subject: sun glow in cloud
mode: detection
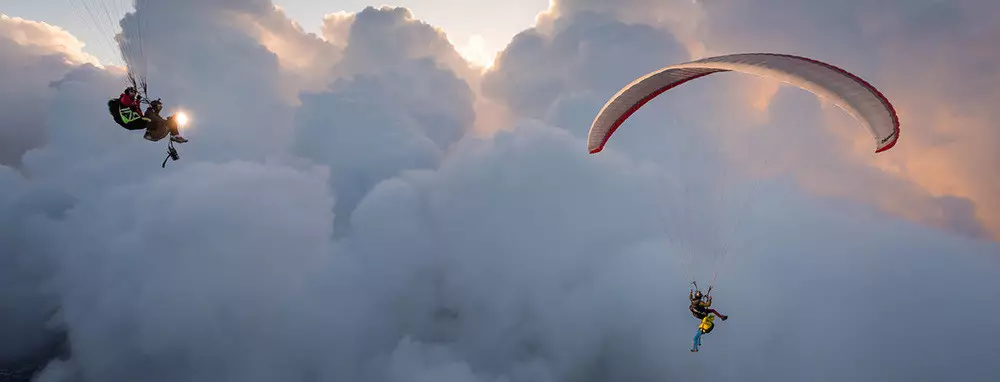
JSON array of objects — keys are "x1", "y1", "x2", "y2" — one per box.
[{"x1": 453, "y1": 34, "x2": 496, "y2": 69}]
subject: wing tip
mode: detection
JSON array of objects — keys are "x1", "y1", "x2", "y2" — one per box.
[
  {"x1": 875, "y1": 139, "x2": 897, "y2": 153},
  {"x1": 875, "y1": 129, "x2": 900, "y2": 153}
]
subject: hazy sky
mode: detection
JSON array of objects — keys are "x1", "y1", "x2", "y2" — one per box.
[
  {"x1": 1, "y1": 1, "x2": 999, "y2": 381},
  {"x1": 3, "y1": 0, "x2": 550, "y2": 67}
]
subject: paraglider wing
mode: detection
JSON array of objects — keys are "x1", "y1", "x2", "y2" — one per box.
[{"x1": 587, "y1": 53, "x2": 900, "y2": 154}]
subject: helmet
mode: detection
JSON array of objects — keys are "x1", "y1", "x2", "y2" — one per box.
[
  {"x1": 125, "y1": 86, "x2": 137, "y2": 94},
  {"x1": 694, "y1": 290, "x2": 703, "y2": 299}
]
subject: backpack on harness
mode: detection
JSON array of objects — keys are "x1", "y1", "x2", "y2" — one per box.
[
  {"x1": 108, "y1": 98, "x2": 147, "y2": 130},
  {"x1": 108, "y1": 99, "x2": 126, "y2": 127}
]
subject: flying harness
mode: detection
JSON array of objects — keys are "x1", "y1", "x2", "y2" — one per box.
[
  {"x1": 689, "y1": 281, "x2": 714, "y2": 319},
  {"x1": 109, "y1": 81, "x2": 149, "y2": 129},
  {"x1": 108, "y1": 98, "x2": 144, "y2": 129}
]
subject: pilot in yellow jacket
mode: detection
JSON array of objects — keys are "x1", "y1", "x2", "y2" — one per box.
[{"x1": 691, "y1": 314, "x2": 715, "y2": 352}]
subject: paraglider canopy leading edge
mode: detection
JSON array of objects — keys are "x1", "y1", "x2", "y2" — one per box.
[{"x1": 586, "y1": 53, "x2": 900, "y2": 155}]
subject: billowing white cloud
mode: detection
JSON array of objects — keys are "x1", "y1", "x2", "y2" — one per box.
[
  {"x1": 0, "y1": 15, "x2": 102, "y2": 168},
  {"x1": 484, "y1": 10, "x2": 688, "y2": 122},
  {"x1": 1, "y1": 1, "x2": 998, "y2": 381},
  {"x1": 289, "y1": 5, "x2": 480, "y2": 235},
  {"x1": 45, "y1": 160, "x2": 335, "y2": 382},
  {"x1": 252, "y1": 5, "x2": 345, "y2": 100}
]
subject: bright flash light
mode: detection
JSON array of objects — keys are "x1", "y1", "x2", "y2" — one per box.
[{"x1": 175, "y1": 112, "x2": 189, "y2": 127}]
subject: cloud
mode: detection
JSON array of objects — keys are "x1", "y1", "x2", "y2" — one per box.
[
  {"x1": 320, "y1": 11, "x2": 355, "y2": 47},
  {"x1": 287, "y1": 5, "x2": 482, "y2": 235},
  {"x1": 686, "y1": 0, "x2": 1000, "y2": 239},
  {"x1": 0, "y1": 15, "x2": 102, "y2": 168},
  {"x1": 452, "y1": 34, "x2": 494, "y2": 69},
  {"x1": 292, "y1": 57, "x2": 475, "y2": 235},
  {"x1": 318, "y1": 5, "x2": 511, "y2": 135},
  {"x1": 477, "y1": 3, "x2": 1000, "y2": 378},
  {"x1": 328, "y1": 6, "x2": 478, "y2": 85},
  {"x1": 45, "y1": 160, "x2": 335, "y2": 382},
  {"x1": 0, "y1": 14, "x2": 99, "y2": 66},
  {"x1": 0, "y1": 19, "x2": 116, "y2": 368},
  {"x1": 501, "y1": 0, "x2": 1000, "y2": 240},
  {"x1": 1, "y1": 1, "x2": 999, "y2": 381},
  {"x1": 0, "y1": 165, "x2": 67, "y2": 365},
  {"x1": 535, "y1": 0, "x2": 708, "y2": 56},
  {"x1": 695, "y1": 79, "x2": 991, "y2": 239},
  {"x1": 250, "y1": 5, "x2": 345, "y2": 100},
  {"x1": 483, "y1": 10, "x2": 688, "y2": 123}
]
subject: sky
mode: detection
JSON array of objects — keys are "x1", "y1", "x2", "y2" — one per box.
[
  {"x1": 1, "y1": 0, "x2": 1000, "y2": 381},
  {"x1": 3, "y1": 0, "x2": 550, "y2": 68}
]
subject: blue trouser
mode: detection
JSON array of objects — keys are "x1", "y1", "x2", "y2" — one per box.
[{"x1": 692, "y1": 329, "x2": 704, "y2": 350}]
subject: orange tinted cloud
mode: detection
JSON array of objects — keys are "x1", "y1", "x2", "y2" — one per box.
[
  {"x1": 0, "y1": 14, "x2": 99, "y2": 66},
  {"x1": 684, "y1": 0, "x2": 1000, "y2": 240},
  {"x1": 0, "y1": 14, "x2": 104, "y2": 166}
]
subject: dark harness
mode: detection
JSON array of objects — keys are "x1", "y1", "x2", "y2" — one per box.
[
  {"x1": 690, "y1": 303, "x2": 709, "y2": 319},
  {"x1": 108, "y1": 99, "x2": 146, "y2": 130}
]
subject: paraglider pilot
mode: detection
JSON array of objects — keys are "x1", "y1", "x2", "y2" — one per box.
[
  {"x1": 143, "y1": 99, "x2": 188, "y2": 143},
  {"x1": 115, "y1": 86, "x2": 149, "y2": 130},
  {"x1": 691, "y1": 314, "x2": 715, "y2": 352},
  {"x1": 689, "y1": 289, "x2": 728, "y2": 321}
]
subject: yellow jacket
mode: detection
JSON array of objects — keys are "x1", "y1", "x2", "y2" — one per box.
[{"x1": 698, "y1": 315, "x2": 715, "y2": 332}]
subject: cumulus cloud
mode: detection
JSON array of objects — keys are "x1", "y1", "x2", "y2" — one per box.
[
  {"x1": 0, "y1": 18, "x2": 107, "y2": 370},
  {"x1": 1, "y1": 1, "x2": 999, "y2": 382},
  {"x1": 534, "y1": 0, "x2": 707, "y2": 54},
  {"x1": 0, "y1": 165, "x2": 66, "y2": 366},
  {"x1": 46, "y1": 160, "x2": 335, "y2": 382},
  {"x1": 0, "y1": 15, "x2": 101, "y2": 168},
  {"x1": 333, "y1": 6, "x2": 467, "y2": 76},
  {"x1": 684, "y1": 0, "x2": 1000, "y2": 239},
  {"x1": 483, "y1": 10, "x2": 687, "y2": 129},
  {"x1": 250, "y1": 5, "x2": 344, "y2": 100},
  {"x1": 289, "y1": 5, "x2": 483, "y2": 234}
]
